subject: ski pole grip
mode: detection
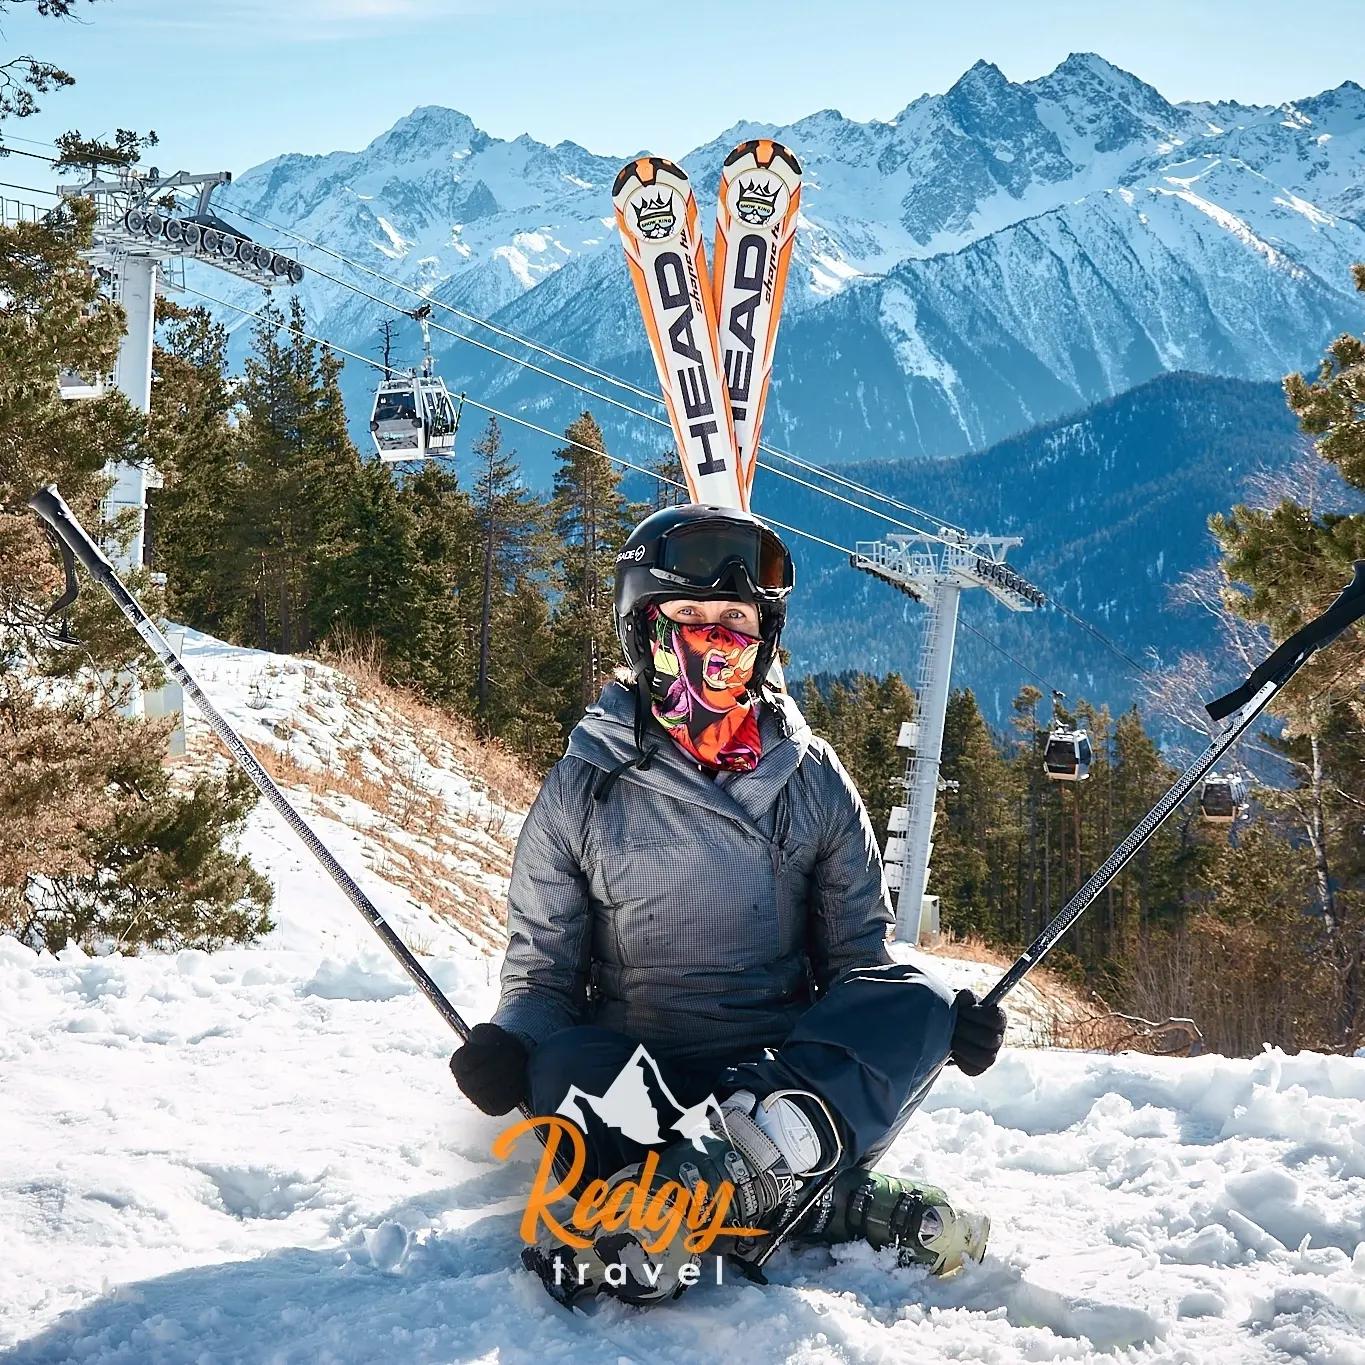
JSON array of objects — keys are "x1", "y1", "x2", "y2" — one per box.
[
  {"x1": 29, "y1": 485, "x2": 117, "y2": 582},
  {"x1": 1206, "y1": 561, "x2": 1365, "y2": 722}
]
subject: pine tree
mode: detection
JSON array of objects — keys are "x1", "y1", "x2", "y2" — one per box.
[
  {"x1": 468, "y1": 418, "x2": 556, "y2": 741},
  {"x1": 549, "y1": 412, "x2": 633, "y2": 730},
  {"x1": 149, "y1": 298, "x2": 247, "y2": 633},
  {"x1": 234, "y1": 298, "x2": 361, "y2": 653},
  {"x1": 0, "y1": 19, "x2": 270, "y2": 953},
  {"x1": 1209, "y1": 266, "x2": 1365, "y2": 1045},
  {"x1": 933, "y1": 689, "x2": 1012, "y2": 938},
  {"x1": 797, "y1": 672, "x2": 915, "y2": 847},
  {"x1": 314, "y1": 459, "x2": 425, "y2": 665},
  {"x1": 1007, "y1": 685, "x2": 1046, "y2": 941},
  {"x1": 398, "y1": 460, "x2": 479, "y2": 704}
]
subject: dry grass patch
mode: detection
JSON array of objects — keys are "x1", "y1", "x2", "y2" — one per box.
[
  {"x1": 197, "y1": 739, "x2": 514, "y2": 954},
  {"x1": 317, "y1": 638, "x2": 541, "y2": 814},
  {"x1": 365, "y1": 826, "x2": 507, "y2": 951}
]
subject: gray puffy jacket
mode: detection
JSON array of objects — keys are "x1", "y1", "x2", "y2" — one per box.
[{"x1": 490, "y1": 681, "x2": 895, "y2": 1063}]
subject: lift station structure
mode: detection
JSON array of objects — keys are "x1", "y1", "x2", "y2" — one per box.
[
  {"x1": 54, "y1": 163, "x2": 304, "y2": 571},
  {"x1": 851, "y1": 530, "x2": 1044, "y2": 943}
]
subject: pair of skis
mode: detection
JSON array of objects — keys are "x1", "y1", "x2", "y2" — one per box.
[{"x1": 612, "y1": 141, "x2": 802, "y2": 510}]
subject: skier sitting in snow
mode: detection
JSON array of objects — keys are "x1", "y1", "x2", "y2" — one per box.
[{"x1": 450, "y1": 504, "x2": 1007, "y2": 1305}]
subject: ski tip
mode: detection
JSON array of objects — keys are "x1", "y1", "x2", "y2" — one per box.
[
  {"x1": 612, "y1": 154, "x2": 689, "y2": 197},
  {"x1": 723, "y1": 138, "x2": 802, "y2": 176}
]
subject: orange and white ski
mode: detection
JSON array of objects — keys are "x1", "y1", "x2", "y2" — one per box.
[
  {"x1": 612, "y1": 156, "x2": 743, "y2": 509},
  {"x1": 711, "y1": 140, "x2": 802, "y2": 500}
]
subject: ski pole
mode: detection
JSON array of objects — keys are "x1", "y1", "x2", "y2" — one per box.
[
  {"x1": 749, "y1": 558, "x2": 1365, "y2": 1274},
  {"x1": 28, "y1": 484, "x2": 476, "y2": 1044}
]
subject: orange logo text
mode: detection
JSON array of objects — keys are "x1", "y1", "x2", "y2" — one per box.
[{"x1": 492, "y1": 1115, "x2": 765, "y2": 1255}]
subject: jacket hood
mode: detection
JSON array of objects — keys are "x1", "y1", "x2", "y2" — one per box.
[{"x1": 566, "y1": 681, "x2": 814, "y2": 828}]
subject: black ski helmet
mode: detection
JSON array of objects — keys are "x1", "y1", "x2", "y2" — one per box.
[{"x1": 613, "y1": 504, "x2": 795, "y2": 691}]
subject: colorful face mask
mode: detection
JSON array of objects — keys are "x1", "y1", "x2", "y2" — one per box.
[{"x1": 647, "y1": 607, "x2": 763, "y2": 773}]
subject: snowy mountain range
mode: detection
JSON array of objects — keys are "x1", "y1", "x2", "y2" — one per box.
[{"x1": 201, "y1": 54, "x2": 1365, "y2": 474}]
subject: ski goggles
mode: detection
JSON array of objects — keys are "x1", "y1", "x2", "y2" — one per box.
[{"x1": 647, "y1": 520, "x2": 794, "y2": 598}]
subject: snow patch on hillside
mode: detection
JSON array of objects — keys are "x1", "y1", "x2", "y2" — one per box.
[{"x1": 176, "y1": 628, "x2": 526, "y2": 961}]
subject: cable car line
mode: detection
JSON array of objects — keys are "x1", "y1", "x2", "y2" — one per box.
[
  {"x1": 0, "y1": 145, "x2": 61, "y2": 164},
  {"x1": 1047, "y1": 600, "x2": 1152, "y2": 676},
  {"x1": 216, "y1": 193, "x2": 967, "y2": 533},
  {"x1": 208, "y1": 199, "x2": 1160, "y2": 687},
  {"x1": 0, "y1": 132, "x2": 62, "y2": 149},
  {"x1": 187, "y1": 254, "x2": 1155, "y2": 692},
  {"x1": 224, "y1": 246, "x2": 973, "y2": 553},
  {"x1": 957, "y1": 618, "x2": 1061, "y2": 696},
  {"x1": 0, "y1": 180, "x2": 60, "y2": 196},
  {"x1": 177, "y1": 282, "x2": 855, "y2": 562}
]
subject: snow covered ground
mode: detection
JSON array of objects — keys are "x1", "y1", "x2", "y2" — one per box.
[{"x1": 3, "y1": 634, "x2": 1364, "y2": 1363}]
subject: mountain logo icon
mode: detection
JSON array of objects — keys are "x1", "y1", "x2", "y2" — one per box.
[{"x1": 556, "y1": 1044, "x2": 722, "y2": 1153}]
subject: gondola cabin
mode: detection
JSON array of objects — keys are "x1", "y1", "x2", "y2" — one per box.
[
  {"x1": 1043, "y1": 728, "x2": 1093, "y2": 782},
  {"x1": 370, "y1": 375, "x2": 460, "y2": 462},
  {"x1": 1199, "y1": 773, "x2": 1248, "y2": 825}
]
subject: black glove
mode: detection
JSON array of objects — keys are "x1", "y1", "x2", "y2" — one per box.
[
  {"x1": 450, "y1": 1022, "x2": 528, "y2": 1116},
  {"x1": 950, "y1": 989, "x2": 1007, "y2": 1076}
]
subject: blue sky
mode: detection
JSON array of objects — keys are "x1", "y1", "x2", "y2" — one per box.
[{"x1": 2, "y1": 0, "x2": 1363, "y2": 186}]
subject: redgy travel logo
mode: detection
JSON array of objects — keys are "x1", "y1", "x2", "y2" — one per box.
[{"x1": 492, "y1": 1045, "x2": 760, "y2": 1282}]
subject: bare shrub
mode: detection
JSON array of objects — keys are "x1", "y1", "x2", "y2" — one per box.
[
  {"x1": 1051, "y1": 1011, "x2": 1204, "y2": 1056},
  {"x1": 1121, "y1": 914, "x2": 1336, "y2": 1056}
]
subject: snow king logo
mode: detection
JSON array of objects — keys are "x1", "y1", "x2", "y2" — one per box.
[
  {"x1": 735, "y1": 178, "x2": 780, "y2": 226},
  {"x1": 632, "y1": 190, "x2": 677, "y2": 241},
  {"x1": 491, "y1": 1045, "x2": 761, "y2": 1274}
]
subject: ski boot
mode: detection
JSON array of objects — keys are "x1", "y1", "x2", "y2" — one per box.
[
  {"x1": 523, "y1": 1087, "x2": 842, "y2": 1307},
  {"x1": 802, "y1": 1168, "x2": 990, "y2": 1276}
]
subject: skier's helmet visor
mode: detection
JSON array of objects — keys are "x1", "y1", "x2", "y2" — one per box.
[{"x1": 654, "y1": 521, "x2": 793, "y2": 596}]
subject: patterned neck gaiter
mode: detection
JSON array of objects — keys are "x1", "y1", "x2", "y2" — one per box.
[{"x1": 646, "y1": 606, "x2": 763, "y2": 773}]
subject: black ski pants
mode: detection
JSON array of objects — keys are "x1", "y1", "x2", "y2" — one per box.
[{"x1": 525, "y1": 961, "x2": 956, "y2": 1185}]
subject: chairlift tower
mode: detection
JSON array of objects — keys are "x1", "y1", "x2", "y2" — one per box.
[
  {"x1": 56, "y1": 164, "x2": 305, "y2": 572},
  {"x1": 851, "y1": 530, "x2": 1043, "y2": 943}
]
